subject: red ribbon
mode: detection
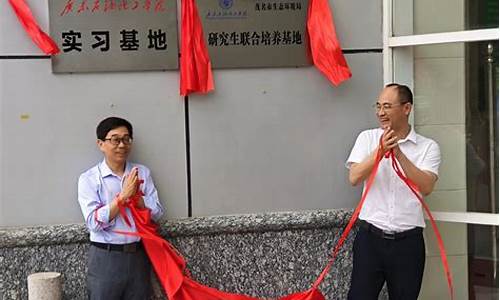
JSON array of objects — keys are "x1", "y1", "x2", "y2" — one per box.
[
  {"x1": 387, "y1": 150, "x2": 454, "y2": 299},
  {"x1": 180, "y1": 0, "x2": 215, "y2": 96},
  {"x1": 8, "y1": 0, "x2": 60, "y2": 55},
  {"x1": 311, "y1": 145, "x2": 384, "y2": 290},
  {"x1": 311, "y1": 143, "x2": 454, "y2": 299},
  {"x1": 306, "y1": 0, "x2": 352, "y2": 86}
]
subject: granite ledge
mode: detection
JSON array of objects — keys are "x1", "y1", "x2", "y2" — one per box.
[{"x1": 0, "y1": 209, "x2": 354, "y2": 248}]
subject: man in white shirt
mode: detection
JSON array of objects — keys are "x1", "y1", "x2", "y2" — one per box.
[{"x1": 346, "y1": 84, "x2": 441, "y2": 299}]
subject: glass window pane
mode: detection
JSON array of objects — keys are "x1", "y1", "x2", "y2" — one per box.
[
  {"x1": 393, "y1": 0, "x2": 499, "y2": 36},
  {"x1": 421, "y1": 222, "x2": 499, "y2": 299},
  {"x1": 466, "y1": 42, "x2": 499, "y2": 215},
  {"x1": 409, "y1": 41, "x2": 498, "y2": 213}
]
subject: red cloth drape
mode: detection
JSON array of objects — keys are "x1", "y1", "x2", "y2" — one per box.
[
  {"x1": 119, "y1": 208, "x2": 326, "y2": 299},
  {"x1": 117, "y1": 186, "x2": 326, "y2": 299},
  {"x1": 180, "y1": 0, "x2": 214, "y2": 96},
  {"x1": 8, "y1": 0, "x2": 60, "y2": 55},
  {"x1": 307, "y1": 0, "x2": 351, "y2": 86},
  {"x1": 117, "y1": 142, "x2": 453, "y2": 300}
]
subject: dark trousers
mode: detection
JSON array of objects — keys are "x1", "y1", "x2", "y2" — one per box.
[
  {"x1": 348, "y1": 224, "x2": 425, "y2": 300},
  {"x1": 87, "y1": 244, "x2": 152, "y2": 300}
]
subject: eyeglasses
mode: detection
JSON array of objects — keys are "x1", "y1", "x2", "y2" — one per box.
[
  {"x1": 372, "y1": 101, "x2": 409, "y2": 112},
  {"x1": 103, "y1": 135, "x2": 133, "y2": 146}
]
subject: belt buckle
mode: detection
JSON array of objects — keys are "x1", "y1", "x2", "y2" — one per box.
[
  {"x1": 123, "y1": 243, "x2": 137, "y2": 253},
  {"x1": 382, "y1": 231, "x2": 396, "y2": 240}
]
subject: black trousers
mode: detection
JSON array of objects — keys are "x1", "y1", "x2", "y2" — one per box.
[
  {"x1": 347, "y1": 224, "x2": 425, "y2": 300},
  {"x1": 87, "y1": 244, "x2": 152, "y2": 300}
]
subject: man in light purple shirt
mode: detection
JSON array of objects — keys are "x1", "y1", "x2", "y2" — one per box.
[{"x1": 78, "y1": 117, "x2": 164, "y2": 300}]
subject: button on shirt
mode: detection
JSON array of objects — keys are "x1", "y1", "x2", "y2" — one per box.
[
  {"x1": 346, "y1": 127, "x2": 440, "y2": 232},
  {"x1": 78, "y1": 160, "x2": 164, "y2": 244}
]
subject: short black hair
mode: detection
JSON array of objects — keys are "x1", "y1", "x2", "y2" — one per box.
[
  {"x1": 385, "y1": 83, "x2": 413, "y2": 105},
  {"x1": 96, "y1": 117, "x2": 133, "y2": 140}
]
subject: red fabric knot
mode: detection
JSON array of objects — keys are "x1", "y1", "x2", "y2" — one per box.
[
  {"x1": 307, "y1": 0, "x2": 351, "y2": 86},
  {"x1": 8, "y1": 0, "x2": 60, "y2": 55},
  {"x1": 179, "y1": 0, "x2": 214, "y2": 96}
]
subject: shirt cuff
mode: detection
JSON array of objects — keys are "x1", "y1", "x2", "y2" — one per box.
[{"x1": 95, "y1": 204, "x2": 112, "y2": 225}]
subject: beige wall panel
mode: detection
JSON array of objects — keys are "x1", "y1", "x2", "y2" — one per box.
[
  {"x1": 420, "y1": 255, "x2": 468, "y2": 300},
  {"x1": 414, "y1": 58, "x2": 465, "y2": 126},
  {"x1": 414, "y1": 0, "x2": 464, "y2": 34},
  {"x1": 424, "y1": 221, "x2": 467, "y2": 256},
  {"x1": 416, "y1": 124, "x2": 466, "y2": 191},
  {"x1": 426, "y1": 189, "x2": 467, "y2": 212}
]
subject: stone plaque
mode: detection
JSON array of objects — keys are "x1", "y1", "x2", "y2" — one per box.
[
  {"x1": 49, "y1": 0, "x2": 179, "y2": 73},
  {"x1": 198, "y1": 0, "x2": 312, "y2": 68}
]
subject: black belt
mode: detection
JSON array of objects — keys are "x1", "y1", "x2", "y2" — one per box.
[
  {"x1": 359, "y1": 220, "x2": 422, "y2": 240},
  {"x1": 91, "y1": 241, "x2": 142, "y2": 253}
]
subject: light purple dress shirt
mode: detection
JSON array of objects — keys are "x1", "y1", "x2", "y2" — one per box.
[{"x1": 78, "y1": 160, "x2": 164, "y2": 244}]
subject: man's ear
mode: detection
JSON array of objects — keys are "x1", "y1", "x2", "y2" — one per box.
[
  {"x1": 96, "y1": 139, "x2": 103, "y2": 149},
  {"x1": 405, "y1": 103, "x2": 412, "y2": 116}
]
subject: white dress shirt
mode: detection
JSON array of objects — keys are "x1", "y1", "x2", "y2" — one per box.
[{"x1": 346, "y1": 127, "x2": 441, "y2": 232}]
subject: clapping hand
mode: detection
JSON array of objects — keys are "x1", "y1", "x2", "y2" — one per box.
[
  {"x1": 119, "y1": 167, "x2": 139, "y2": 203},
  {"x1": 381, "y1": 127, "x2": 400, "y2": 154}
]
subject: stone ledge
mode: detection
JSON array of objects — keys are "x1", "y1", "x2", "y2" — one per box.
[
  {"x1": 0, "y1": 209, "x2": 353, "y2": 248},
  {"x1": 0, "y1": 209, "x2": 360, "y2": 300}
]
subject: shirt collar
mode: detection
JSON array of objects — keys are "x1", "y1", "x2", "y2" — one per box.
[
  {"x1": 99, "y1": 159, "x2": 131, "y2": 178},
  {"x1": 399, "y1": 126, "x2": 417, "y2": 144}
]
